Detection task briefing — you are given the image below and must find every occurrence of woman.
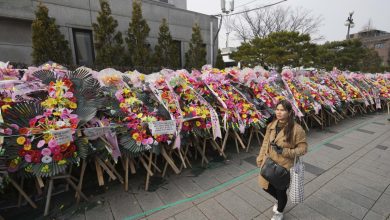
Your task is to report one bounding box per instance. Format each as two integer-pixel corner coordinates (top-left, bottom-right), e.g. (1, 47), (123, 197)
(256, 100), (308, 220)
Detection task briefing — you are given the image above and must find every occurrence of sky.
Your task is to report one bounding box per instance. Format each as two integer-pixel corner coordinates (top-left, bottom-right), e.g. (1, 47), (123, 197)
(187, 0), (390, 48)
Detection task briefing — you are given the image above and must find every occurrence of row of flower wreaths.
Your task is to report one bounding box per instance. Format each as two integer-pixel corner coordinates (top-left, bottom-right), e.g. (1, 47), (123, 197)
(0, 61), (389, 181)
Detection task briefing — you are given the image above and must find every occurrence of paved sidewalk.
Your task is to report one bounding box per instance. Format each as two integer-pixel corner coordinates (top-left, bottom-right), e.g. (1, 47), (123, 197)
(69, 113), (390, 220)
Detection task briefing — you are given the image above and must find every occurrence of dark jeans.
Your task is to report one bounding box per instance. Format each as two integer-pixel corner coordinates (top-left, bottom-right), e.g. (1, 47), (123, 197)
(264, 184), (288, 212)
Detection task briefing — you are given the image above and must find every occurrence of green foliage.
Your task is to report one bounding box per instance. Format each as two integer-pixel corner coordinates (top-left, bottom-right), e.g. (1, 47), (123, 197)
(315, 39), (386, 72)
(153, 18), (180, 69)
(316, 39), (365, 71)
(185, 23), (207, 69)
(92, 0), (125, 66)
(232, 31), (317, 70)
(126, 0), (151, 68)
(31, 2), (72, 65)
(215, 49), (225, 69)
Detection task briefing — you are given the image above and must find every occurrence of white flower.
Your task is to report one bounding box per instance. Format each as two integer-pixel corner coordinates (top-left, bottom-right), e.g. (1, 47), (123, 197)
(41, 155), (53, 163)
(56, 121), (66, 127)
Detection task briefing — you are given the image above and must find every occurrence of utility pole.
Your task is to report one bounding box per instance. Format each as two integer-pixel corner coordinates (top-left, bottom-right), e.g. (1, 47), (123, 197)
(345, 12), (355, 40)
(210, 0), (234, 66)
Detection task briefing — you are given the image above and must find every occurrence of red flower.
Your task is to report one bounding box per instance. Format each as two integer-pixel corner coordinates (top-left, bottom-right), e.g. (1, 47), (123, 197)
(18, 149), (28, 157)
(68, 144), (76, 153)
(32, 155), (41, 163)
(18, 127), (29, 135)
(53, 153), (63, 161)
(64, 151), (73, 158)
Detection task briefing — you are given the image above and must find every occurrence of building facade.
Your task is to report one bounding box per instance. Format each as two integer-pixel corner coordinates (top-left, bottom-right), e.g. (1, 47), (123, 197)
(350, 29), (390, 67)
(0, 0), (218, 68)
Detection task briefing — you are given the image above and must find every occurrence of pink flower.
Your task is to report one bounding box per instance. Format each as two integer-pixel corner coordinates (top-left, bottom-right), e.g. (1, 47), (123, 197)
(115, 90), (124, 101)
(37, 140), (45, 148)
(142, 137), (154, 145)
(10, 124), (19, 130)
(48, 139), (58, 148)
(24, 154), (32, 163)
(29, 118), (38, 127)
(63, 91), (74, 98)
(51, 146), (61, 155)
(3, 128), (12, 135)
(41, 148), (52, 156)
(44, 109), (53, 117)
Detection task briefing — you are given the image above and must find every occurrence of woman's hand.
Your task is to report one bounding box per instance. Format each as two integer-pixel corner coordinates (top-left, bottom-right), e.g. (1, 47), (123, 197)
(256, 156), (262, 167)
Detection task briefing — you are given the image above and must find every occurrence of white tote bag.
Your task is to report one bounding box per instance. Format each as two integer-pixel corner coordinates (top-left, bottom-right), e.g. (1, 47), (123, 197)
(289, 156), (305, 204)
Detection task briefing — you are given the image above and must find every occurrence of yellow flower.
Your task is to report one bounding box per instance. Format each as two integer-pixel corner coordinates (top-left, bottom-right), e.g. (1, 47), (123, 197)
(43, 134), (53, 142)
(123, 88), (130, 94)
(58, 160), (67, 165)
(25, 165), (33, 173)
(242, 114), (247, 119)
(137, 113), (143, 118)
(1, 104), (11, 111)
(17, 136), (26, 145)
(42, 98), (57, 107)
(139, 74), (145, 81)
(41, 165), (50, 173)
(132, 133), (139, 140)
(24, 144), (32, 150)
(184, 122), (189, 126)
(4, 97), (12, 103)
(53, 111), (61, 116)
(69, 102), (77, 109)
(195, 121), (201, 127)
(55, 80), (64, 88)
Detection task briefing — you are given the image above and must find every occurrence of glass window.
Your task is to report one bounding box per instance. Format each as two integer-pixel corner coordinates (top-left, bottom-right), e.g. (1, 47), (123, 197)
(73, 29), (94, 66)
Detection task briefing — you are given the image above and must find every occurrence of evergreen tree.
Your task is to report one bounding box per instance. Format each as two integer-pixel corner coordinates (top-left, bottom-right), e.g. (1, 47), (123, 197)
(153, 18), (180, 69)
(126, 0), (150, 68)
(185, 23), (206, 69)
(232, 31), (317, 70)
(92, 0), (124, 67)
(31, 2), (72, 65)
(215, 49), (225, 69)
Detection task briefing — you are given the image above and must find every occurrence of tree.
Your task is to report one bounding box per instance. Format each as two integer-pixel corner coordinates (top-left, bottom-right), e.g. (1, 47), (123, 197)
(126, 0), (150, 68)
(215, 49), (225, 69)
(316, 39), (366, 71)
(228, 6), (323, 42)
(360, 48), (383, 72)
(232, 31), (317, 70)
(92, 0), (125, 67)
(153, 18), (180, 69)
(185, 23), (207, 69)
(31, 2), (72, 65)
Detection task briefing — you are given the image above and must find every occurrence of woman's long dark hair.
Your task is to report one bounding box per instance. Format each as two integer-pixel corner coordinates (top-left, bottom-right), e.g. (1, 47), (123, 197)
(276, 100), (295, 144)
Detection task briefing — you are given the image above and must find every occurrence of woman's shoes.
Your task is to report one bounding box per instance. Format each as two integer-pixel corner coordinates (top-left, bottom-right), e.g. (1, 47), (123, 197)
(273, 204), (278, 213)
(271, 211), (284, 220)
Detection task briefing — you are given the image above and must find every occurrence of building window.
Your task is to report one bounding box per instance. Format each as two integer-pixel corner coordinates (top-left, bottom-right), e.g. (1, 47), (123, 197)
(72, 29), (94, 66)
(374, 43), (384, 49)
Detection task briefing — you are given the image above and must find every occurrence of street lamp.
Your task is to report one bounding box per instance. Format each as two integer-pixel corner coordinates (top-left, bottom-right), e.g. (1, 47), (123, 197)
(345, 12), (355, 39)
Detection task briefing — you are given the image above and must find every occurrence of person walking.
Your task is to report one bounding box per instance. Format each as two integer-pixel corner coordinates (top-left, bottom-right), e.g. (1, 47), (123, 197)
(256, 100), (308, 220)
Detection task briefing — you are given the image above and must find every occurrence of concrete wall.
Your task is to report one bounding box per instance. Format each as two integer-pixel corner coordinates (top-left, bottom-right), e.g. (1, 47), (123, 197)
(0, 0), (218, 67)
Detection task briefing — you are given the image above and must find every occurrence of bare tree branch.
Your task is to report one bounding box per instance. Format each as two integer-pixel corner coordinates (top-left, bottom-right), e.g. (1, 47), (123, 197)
(225, 6), (323, 43)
